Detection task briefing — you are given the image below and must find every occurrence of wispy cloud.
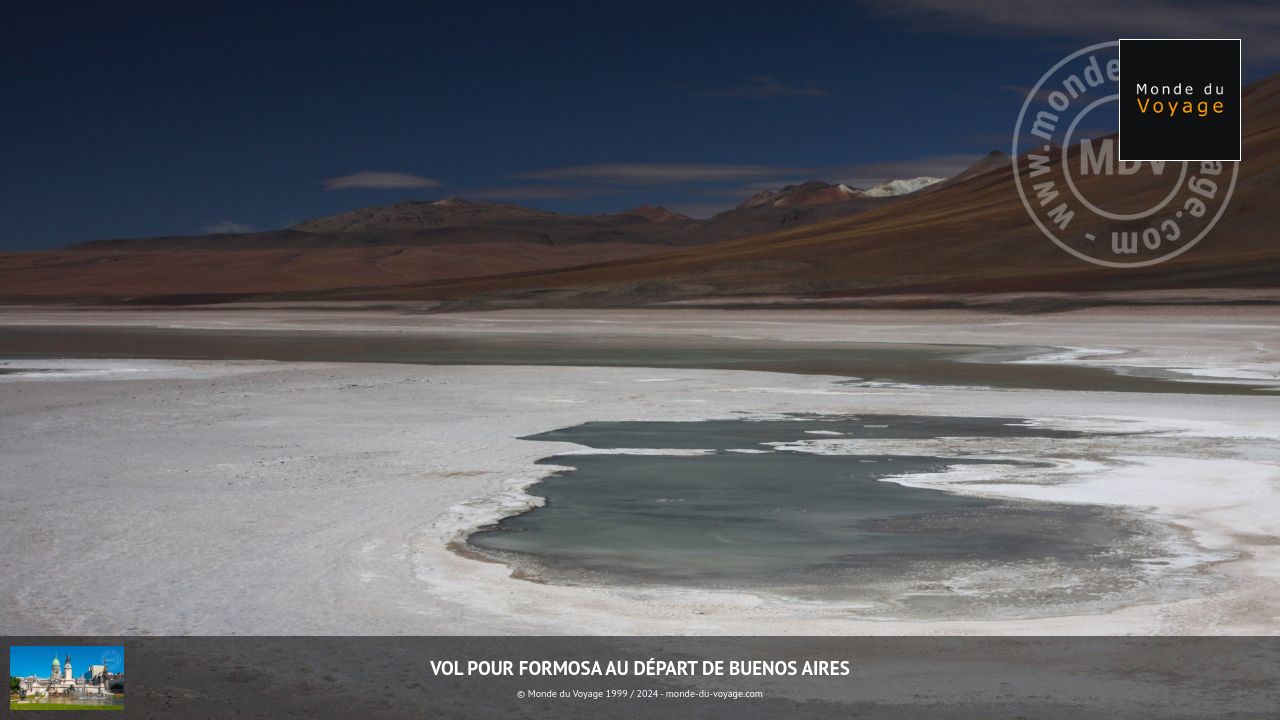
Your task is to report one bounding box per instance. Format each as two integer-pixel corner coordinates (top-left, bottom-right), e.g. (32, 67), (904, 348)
(460, 185), (620, 200)
(860, 0), (1280, 62)
(201, 220), (253, 234)
(695, 75), (834, 99)
(823, 154), (982, 188)
(514, 163), (805, 184)
(515, 155), (977, 189)
(538, 154), (984, 218)
(323, 171), (443, 190)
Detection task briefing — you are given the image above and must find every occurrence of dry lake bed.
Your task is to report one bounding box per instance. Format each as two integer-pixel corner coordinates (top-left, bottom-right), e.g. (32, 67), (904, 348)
(1, 305), (1278, 635)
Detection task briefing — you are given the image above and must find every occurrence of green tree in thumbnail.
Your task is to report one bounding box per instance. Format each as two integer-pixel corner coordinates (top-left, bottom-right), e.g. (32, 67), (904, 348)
(9, 676), (19, 696)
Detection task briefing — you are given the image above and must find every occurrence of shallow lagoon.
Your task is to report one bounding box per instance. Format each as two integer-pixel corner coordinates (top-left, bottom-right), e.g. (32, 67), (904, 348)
(469, 415), (1202, 617)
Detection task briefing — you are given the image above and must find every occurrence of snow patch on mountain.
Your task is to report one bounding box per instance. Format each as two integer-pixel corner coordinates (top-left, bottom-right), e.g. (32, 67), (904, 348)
(856, 176), (944, 197)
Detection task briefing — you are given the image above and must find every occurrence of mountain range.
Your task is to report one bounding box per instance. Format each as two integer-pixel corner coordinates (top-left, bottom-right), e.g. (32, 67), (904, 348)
(288, 73), (1280, 309)
(1, 72), (1276, 307)
(0, 176), (934, 302)
(737, 177), (942, 209)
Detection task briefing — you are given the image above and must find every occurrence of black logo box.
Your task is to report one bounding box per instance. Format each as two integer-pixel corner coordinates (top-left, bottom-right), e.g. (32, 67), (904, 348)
(1119, 39), (1241, 161)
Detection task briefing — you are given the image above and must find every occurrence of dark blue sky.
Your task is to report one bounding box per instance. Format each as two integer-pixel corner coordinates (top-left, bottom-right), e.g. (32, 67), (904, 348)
(2, 1), (1276, 249)
(10, 646), (125, 678)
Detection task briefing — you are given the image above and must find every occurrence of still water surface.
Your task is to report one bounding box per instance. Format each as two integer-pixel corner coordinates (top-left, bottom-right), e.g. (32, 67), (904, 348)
(468, 414), (1198, 616)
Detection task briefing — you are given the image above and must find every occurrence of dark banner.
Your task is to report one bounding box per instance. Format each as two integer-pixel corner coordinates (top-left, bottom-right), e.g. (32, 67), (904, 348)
(6, 636), (1278, 718)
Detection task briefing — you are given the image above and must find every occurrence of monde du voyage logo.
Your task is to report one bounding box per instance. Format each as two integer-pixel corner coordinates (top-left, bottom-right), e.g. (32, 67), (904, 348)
(1013, 39), (1241, 268)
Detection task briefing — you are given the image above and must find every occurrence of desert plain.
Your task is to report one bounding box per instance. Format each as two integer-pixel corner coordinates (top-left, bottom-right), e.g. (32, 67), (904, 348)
(1, 304), (1278, 636)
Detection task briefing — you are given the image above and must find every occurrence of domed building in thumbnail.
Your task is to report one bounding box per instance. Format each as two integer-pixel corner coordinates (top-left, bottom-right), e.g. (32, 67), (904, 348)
(15, 653), (117, 699)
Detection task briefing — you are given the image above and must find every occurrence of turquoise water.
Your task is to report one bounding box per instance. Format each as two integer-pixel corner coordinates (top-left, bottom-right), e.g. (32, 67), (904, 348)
(468, 415), (1185, 614)
(519, 413), (1087, 450)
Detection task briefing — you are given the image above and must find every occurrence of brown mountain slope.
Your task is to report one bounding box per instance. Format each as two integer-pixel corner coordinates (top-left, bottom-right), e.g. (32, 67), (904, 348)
(62, 192), (907, 255)
(0, 186), (912, 302)
(0, 243), (683, 302)
(305, 73), (1280, 307)
(618, 205), (691, 223)
(739, 181), (861, 208)
(66, 199), (713, 252)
